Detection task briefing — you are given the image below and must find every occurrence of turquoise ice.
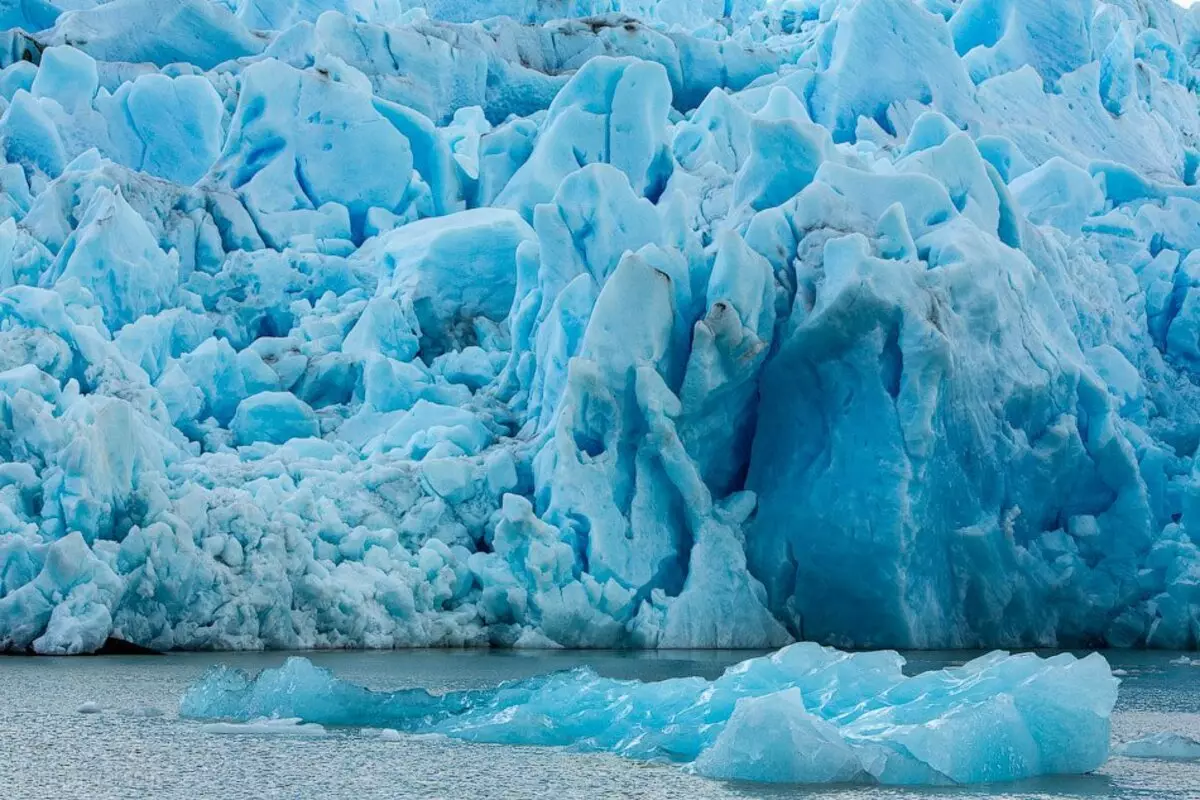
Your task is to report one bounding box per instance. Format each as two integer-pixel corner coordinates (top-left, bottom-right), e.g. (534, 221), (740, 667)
(2, 0), (1200, 654)
(179, 644), (1120, 786)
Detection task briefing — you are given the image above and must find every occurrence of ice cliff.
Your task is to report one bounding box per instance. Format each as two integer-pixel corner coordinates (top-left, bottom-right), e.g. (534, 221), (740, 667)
(180, 645), (1120, 785)
(1, 0), (1200, 654)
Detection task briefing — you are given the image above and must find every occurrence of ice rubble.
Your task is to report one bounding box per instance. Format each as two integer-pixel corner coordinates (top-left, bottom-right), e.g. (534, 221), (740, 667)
(0, 0), (1199, 654)
(180, 644), (1119, 785)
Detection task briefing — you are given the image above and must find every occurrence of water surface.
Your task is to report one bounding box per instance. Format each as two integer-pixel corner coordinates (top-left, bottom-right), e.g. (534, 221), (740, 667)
(2, 649), (1198, 799)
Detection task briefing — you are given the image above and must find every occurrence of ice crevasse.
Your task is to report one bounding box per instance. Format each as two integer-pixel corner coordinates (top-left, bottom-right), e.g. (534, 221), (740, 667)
(0, 0), (1199, 654)
(179, 644), (1121, 785)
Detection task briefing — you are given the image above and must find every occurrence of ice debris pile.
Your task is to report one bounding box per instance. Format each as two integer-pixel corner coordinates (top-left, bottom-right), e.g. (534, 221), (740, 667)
(180, 644), (1119, 785)
(1, 0), (1200, 654)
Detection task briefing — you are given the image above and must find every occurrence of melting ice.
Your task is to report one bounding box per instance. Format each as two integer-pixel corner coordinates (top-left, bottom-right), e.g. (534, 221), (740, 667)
(1116, 732), (1200, 760)
(179, 643), (1120, 785)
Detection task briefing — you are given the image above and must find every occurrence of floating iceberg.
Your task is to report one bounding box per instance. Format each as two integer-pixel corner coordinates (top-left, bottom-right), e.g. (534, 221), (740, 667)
(199, 717), (329, 736)
(199, 714), (328, 734)
(180, 644), (1119, 785)
(1116, 732), (1200, 760)
(2, 0), (1200, 654)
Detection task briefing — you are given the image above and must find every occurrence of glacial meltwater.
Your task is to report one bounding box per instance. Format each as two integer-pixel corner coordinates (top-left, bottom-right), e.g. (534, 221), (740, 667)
(2, 649), (1199, 799)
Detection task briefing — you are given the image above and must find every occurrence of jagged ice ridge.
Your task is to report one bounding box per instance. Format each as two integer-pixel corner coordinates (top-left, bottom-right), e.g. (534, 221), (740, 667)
(0, 0), (1199, 654)
(179, 644), (1120, 785)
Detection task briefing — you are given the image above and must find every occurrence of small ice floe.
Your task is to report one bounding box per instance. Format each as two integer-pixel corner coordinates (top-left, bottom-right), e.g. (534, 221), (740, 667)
(121, 706), (165, 718)
(1169, 656), (1200, 666)
(362, 727), (444, 743)
(1112, 669), (1129, 676)
(76, 701), (102, 714)
(1116, 733), (1200, 760)
(200, 717), (327, 737)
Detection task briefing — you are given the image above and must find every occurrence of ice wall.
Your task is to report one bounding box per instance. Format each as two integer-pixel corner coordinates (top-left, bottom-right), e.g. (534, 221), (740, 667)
(1, 0), (1199, 653)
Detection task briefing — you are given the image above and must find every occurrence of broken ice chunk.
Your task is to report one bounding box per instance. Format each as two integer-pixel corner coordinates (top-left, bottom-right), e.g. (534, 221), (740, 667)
(1117, 733), (1200, 760)
(181, 644), (1117, 786)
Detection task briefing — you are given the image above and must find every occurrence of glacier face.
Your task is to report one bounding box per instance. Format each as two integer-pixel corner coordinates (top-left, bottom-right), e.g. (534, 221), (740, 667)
(0, 0), (1198, 654)
(179, 644), (1120, 785)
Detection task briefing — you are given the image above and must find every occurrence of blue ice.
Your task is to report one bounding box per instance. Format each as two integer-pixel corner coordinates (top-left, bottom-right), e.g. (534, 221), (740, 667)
(180, 644), (1119, 786)
(1, 0), (1200, 655)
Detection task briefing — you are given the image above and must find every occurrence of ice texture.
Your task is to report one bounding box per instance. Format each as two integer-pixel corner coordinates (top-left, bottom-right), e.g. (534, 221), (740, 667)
(2, 0), (1200, 653)
(200, 717), (329, 736)
(1116, 732), (1200, 759)
(180, 644), (1120, 785)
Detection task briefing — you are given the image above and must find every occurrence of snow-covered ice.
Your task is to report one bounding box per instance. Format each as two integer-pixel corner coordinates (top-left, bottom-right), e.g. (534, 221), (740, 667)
(1116, 732), (1200, 759)
(179, 644), (1119, 785)
(1, 0), (1200, 654)
(199, 717), (329, 736)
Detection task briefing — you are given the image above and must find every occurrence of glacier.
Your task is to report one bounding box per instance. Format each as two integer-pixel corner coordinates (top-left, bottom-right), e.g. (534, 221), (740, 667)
(179, 644), (1120, 785)
(0, 0), (1199, 654)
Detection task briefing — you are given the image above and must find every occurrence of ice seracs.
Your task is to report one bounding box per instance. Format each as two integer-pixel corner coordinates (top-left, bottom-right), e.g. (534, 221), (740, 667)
(2, 0), (1200, 653)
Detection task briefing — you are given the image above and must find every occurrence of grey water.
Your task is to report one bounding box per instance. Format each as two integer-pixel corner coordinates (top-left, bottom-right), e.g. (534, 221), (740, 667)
(2, 649), (1199, 800)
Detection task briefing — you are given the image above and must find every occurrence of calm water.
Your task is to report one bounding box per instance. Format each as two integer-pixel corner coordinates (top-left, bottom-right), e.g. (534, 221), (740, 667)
(2, 649), (1199, 799)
